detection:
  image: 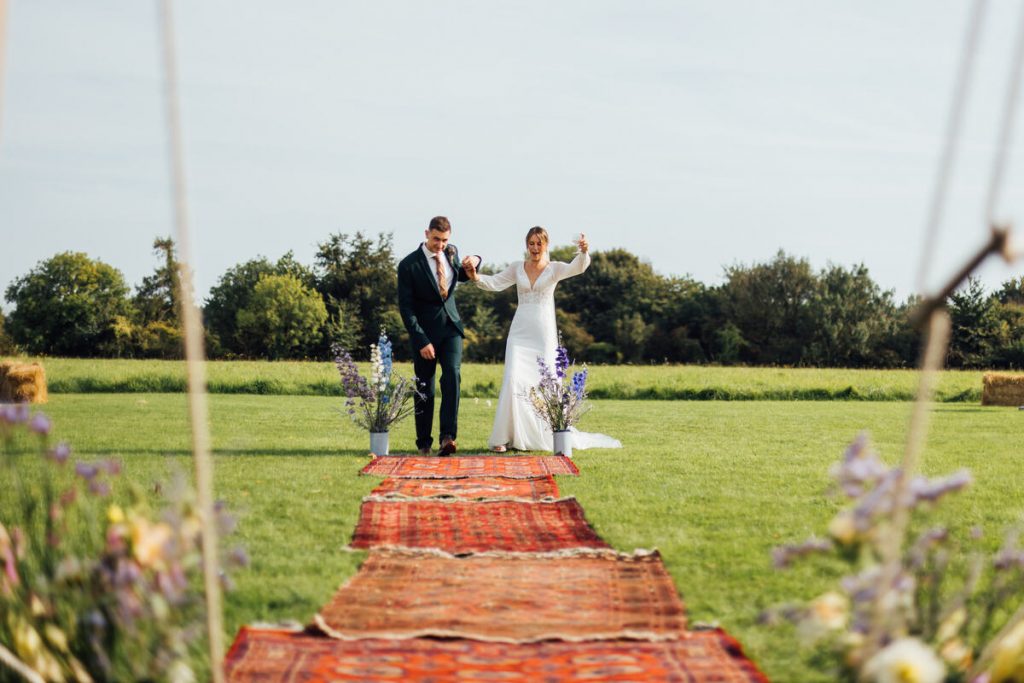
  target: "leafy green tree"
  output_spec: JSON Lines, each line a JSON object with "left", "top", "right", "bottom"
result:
{"left": 805, "top": 264, "right": 901, "bottom": 367}
{"left": 555, "top": 309, "right": 595, "bottom": 361}
{"left": 719, "top": 250, "right": 817, "bottom": 365}
{"left": 134, "top": 237, "right": 180, "bottom": 326}
{"left": 4, "top": 252, "right": 133, "bottom": 356}
{"left": 554, "top": 247, "right": 667, "bottom": 363}
{"left": 203, "top": 252, "right": 315, "bottom": 357}
{"left": 235, "top": 274, "right": 328, "bottom": 359}
{"left": 0, "top": 307, "right": 14, "bottom": 354}
{"left": 458, "top": 263, "right": 516, "bottom": 362}
{"left": 995, "top": 276, "right": 1024, "bottom": 306}
{"left": 989, "top": 276, "right": 1024, "bottom": 368}
{"left": 315, "top": 232, "right": 399, "bottom": 359}
{"left": 645, "top": 278, "right": 710, "bottom": 363}
{"left": 947, "top": 277, "right": 1003, "bottom": 368}
{"left": 123, "top": 237, "right": 185, "bottom": 359}
{"left": 876, "top": 296, "right": 923, "bottom": 369}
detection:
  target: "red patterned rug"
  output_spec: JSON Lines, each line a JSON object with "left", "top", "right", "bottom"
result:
{"left": 360, "top": 455, "right": 579, "bottom": 478}
{"left": 315, "top": 549, "right": 684, "bottom": 642}
{"left": 369, "top": 475, "right": 560, "bottom": 501}
{"left": 226, "top": 626, "right": 769, "bottom": 682}
{"left": 350, "top": 498, "right": 608, "bottom": 554}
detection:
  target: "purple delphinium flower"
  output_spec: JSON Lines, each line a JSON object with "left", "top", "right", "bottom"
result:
{"left": 378, "top": 333, "right": 394, "bottom": 383}
{"left": 910, "top": 469, "right": 972, "bottom": 503}
{"left": 75, "top": 462, "right": 100, "bottom": 481}
{"left": 772, "top": 538, "right": 832, "bottom": 569}
{"left": 571, "top": 369, "right": 587, "bottom": 401}
{"left": 228, "top": 546, "right": 250, "bottom": 568}
{"left": 47, "top": 442, "right": 72, "bottom": 464}
{"left": 28, "top": 412, "right": 52, "bottom": 436}
{"left": 0, "top": 404, "right": 30, "bottom": 425}
{"left": 831, "top": 434, "right": 888, "bottom": 498}
{"left": 332, "top": 343, "right": 374, "bottom": 403}
{"left": 554, "top": 346, "right": 570, "bottom": 379}
{"left": 88, "top": 480, "right": 111, "bottom": 497}
{"left": 908, "top": 527, "right": 949, "bottom": 570}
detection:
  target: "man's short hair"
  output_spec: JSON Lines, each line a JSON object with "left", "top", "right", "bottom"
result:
{"left": 428, "top": 216, "right": 451, "bottom": 233}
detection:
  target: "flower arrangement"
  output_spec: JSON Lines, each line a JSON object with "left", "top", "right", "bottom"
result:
{"left": 527, "top": 344, "right": 590, "bottom": 432}
{"left": 765, "top": 433, "right": 1024, "bottom": 683}
{"left": 333, "top": 332, "right": 420, "bottom": 433}
{"left": 0, "top": 404, "right": 247, "bottom": 682}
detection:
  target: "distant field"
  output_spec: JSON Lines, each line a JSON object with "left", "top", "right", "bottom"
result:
{"left": 2, "top": 356, "right": 989, "bottom": 401}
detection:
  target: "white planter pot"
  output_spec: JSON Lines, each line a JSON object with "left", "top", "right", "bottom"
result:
{"left": 369, "top": 431, "right": 389, "bottom": 456}
{"left": 552, "top": 430, "right": 572, "bottom": 458}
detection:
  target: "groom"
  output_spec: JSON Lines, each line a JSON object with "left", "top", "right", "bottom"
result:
{"left": 397, "top": 216, "right": 481, "bottom": 456}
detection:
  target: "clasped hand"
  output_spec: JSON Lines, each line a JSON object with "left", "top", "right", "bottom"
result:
{"left": 461, "top": 255, "right": 480, "bottom": 281}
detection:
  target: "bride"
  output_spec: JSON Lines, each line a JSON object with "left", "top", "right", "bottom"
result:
{"left": 463, "top": 227, "right": 622, "bottom": 453}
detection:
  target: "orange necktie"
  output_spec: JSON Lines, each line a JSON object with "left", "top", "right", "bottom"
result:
{"left": 434, "top": 253, "right": 448, "bottom": 298}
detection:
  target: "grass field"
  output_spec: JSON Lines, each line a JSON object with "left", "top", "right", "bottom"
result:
{"left": 7, "top": 391, "right": 1022, "bottom": 680}
{"left": 3, "top": 356, "right": 991, "bottom": 401}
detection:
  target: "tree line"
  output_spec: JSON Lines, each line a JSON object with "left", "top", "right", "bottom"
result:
{"left": 2, "top": 233, "right": 1023, "bottom": 369}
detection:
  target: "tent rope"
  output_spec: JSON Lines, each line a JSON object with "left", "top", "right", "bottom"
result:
{"left": 0, "top": 0, "right": 8, "bottom": 146}
{"left": 915, "top": 0, "right": 988, "bottom": 294}
{"left": 983, "top": 0, "right": 1024, "bottom": 225}
{"left": 156, "top": 2, "right": 226, "bottom": 682}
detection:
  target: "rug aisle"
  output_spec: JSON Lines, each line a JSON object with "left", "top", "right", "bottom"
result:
{"left": 225, "top": 455, "right": 770, "bottom": 682}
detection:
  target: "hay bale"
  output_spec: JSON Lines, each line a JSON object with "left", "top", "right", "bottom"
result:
{"left": 1, "top": 363, "right": 48, "bottom": 404}
{"left": 981, "top": 372, "right": 1024, "bottom": 407}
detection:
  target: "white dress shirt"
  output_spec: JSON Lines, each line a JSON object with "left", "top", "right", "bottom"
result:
{"left": 421, "top": 243, "right": 454, "bottom": 292}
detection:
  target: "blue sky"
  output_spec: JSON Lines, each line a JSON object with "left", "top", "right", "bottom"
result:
{"left": 2, "top": 1, "right": 1023, "bottom": 308}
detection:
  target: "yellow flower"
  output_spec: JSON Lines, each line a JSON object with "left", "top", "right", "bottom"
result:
{"left": 798, "top": 591, "right": 849, "bottom": 643}
{"left": 828, "top": 510, "right": 858, "bottom": 545}
{"left": 860, "top": 638, "right": 945, "bottom": 683}
{"left": 811, "top": 591, "right": 849, "bottom": 629}
{"left": 44, "top": 623, "right": 69, "bottom": 653}
{"left": 938, "top": 638, "right": 972, "bottom": 672}
{"left": 107, "top": 504, "right": 125, "bottom": 524}
{"left": 990, "top": 619, "right": 1024, "bottom": 683}
{"left": 844, "top": 631, "right": 868, "bottom": 668}
{"left": 131, "top": 518, "right": 174, "bottom": 568}
{"left": 12, "top": 616, "right": 42, "bottom": 660}
{"left": 936, "top": 607, "right": 966, "bottom": 644}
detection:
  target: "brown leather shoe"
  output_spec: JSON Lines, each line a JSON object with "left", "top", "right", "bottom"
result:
{"left": 437, "top": 437, "right": 457, "bottom": 457}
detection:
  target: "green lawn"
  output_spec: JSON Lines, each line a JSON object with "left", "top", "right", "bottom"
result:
{"left": 2, "top": 356, "right": 992, "bottom": 400}
{"left": 14, "top": 393, "right": 1022, "bottom": 681}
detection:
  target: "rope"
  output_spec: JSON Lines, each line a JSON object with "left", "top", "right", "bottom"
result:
{"left": 156, "top": 2, "right": 226, "bottom": 682}
{"left": 984, "top": 0, "right": 1024, "bottom": 225}
{"left": 866, "top": 311, "right": 951, "bottom": 658}
{"left": 915, "top": 0, "right": 988, "bottom": 294}
{"left": 0, "top": 0, "right": 8, "bottom": 147}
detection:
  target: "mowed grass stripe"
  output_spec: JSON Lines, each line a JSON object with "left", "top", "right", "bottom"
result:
{"left": 2, "top": 356, "right": 990, "bottom": 401}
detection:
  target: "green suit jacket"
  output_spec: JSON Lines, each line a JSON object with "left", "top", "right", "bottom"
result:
{"left": 397, "top": 245, "right": 475, "bottom": 351}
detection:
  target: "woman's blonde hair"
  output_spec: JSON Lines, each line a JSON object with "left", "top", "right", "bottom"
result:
{"left": 525, "top": 226, "right": 549, "bottom": 247}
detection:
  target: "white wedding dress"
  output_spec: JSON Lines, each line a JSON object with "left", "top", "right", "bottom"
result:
{"left": 475, "top": 251, "right": 622, "bottom": 453}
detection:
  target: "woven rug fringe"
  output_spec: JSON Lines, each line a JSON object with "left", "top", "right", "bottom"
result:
{"left": 362, "top": 494, "right": 573, "bottom": 504}
{"left": 339, "top": 545, "right": 662, "bottom": 561}
{"left": 312, "top": 614, "right": 683, "bottom": 644}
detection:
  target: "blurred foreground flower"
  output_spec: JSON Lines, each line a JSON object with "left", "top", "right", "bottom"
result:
{"left": 764, "top": 433, "right": 1024, "bottom": 683}
{"left": 0, "top": 407, "right": 245, "bottom": 681}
